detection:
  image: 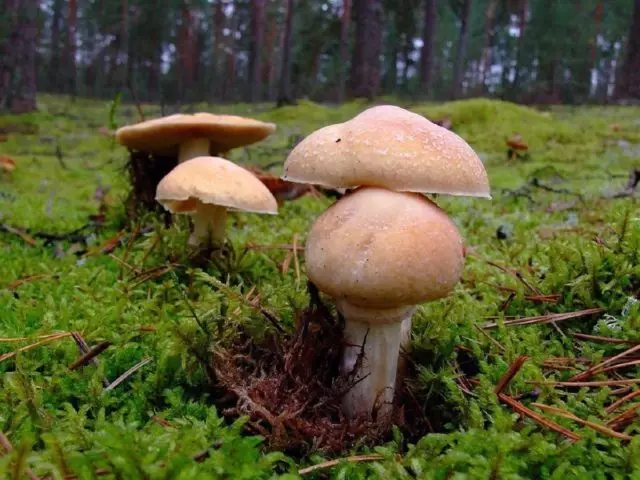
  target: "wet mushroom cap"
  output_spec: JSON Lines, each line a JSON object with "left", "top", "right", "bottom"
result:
{"left": 115, "top": 113, "right": 276, "bottom": 155}
{"left": 156, "top": 156, "right": 278, "bottom": 214}
{"left": 282, "top": 105, "right": 490, "bottom": 198}
{"left": 304, "top": 186, "right": 464, "bottom": 318}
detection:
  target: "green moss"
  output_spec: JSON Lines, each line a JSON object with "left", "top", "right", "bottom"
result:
{"left": 0, "top": 94, "right": 639, "bottom": 478}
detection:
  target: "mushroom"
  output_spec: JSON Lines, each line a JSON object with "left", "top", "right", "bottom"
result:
{"left": 116, "top": 113, "right": 276, "bottom": 216}
{"left": 305, "top": 187, "right": 464, "bottom": 418}
{"left": 156, "top": 156, "right": 278, "bottom": 247}
{"left": 282, "top": 105, "right": 490, "bottom": 419}
{"left": 116, "top": 112, "right": 276, "bottom": 162}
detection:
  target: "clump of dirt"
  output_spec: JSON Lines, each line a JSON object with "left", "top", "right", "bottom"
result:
{"left": 210, "top": 283, "right": 438, "bottom": 455}
{"left": 125, "top": 150, "right": 177, "bottom": 222}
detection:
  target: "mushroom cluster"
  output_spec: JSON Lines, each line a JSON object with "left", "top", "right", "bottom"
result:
{"left": 116, "top": 112, "right": 277, "bottom": 219}
{"left": 282, "top": 105, "right": 490, "bottom": 419}
{"left": 116, "top": 113, "right": 279, "bottom": 247}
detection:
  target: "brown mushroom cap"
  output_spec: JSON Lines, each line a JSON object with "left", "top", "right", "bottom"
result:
{"left": 156, "top": 156, "right": 278, "bottom": 214}
{"left": 116, "top": 113, "right": 276, "bottom": 155}
{"left": 282, "top": 105, "right": 490, "bottom": 198}
{"left": 304, "top": 186, "right": 464, "bottom": 320}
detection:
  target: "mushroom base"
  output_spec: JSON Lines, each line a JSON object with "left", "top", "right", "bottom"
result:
{"left": 189, "top": 203, "right": 228, "bottom": 247}
{"left": 339, "top": 305, "right": 416, "bottom": 420}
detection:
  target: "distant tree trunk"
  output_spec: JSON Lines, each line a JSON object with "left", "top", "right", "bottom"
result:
{"left": 479, "top": 0, "right": 497, "bottom": 92}
{"left": 451, "top": 0, "right": 472, "bottom": 99}
{"left": 617, "top": 0, "right": 640, "bottom": 100}
{"left": 337, "top": 0, "right": 351, "bottom": 102}
{"left": 349, "top": 0, "right": 384, "bottom": 99}
{"left": 66, "top": 0, "right": 77, "bottom": 95}
{"left": 401, "top": 36, "right": 411, "bottom": 89}
{"left": 277, "top": 0, "right": 295, "bottom": 106}
{"left": 120, "top": 0, "right": 129, "bottom": 89}
{"left": 179, "top": 1, "right": 196, "bottom": 102}
{"left": 248, "top": 0, "right": 266, "bottom": 102}
{"left": 0, "top": 0, "right": 38, "bottom": 113}
{"left": 212, "top": 0, "right": 225, "bottom": 101}
{"left": 420, "top": 0, "right": 437, "bottom": 94}
{"left": 49, "top": 0, "right": 63, "bottom": 92}
{"left": 222, "top": 4, "right": 237, "bottom": 101}
{"left": 510, "top": 0, "right": 528, "bottom": 97}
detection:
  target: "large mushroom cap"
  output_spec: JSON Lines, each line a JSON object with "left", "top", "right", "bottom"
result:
{"left": 116, "top": 113, "right": 276, "bottom": 155}
{"left": 305, "top": 186, "right": 464, "bottom": 319}
{"left": 156, "top": 156, "right": 278, "bottom": 214}
{"left": 282, "top": 105, "right": 490, "bottom": 198}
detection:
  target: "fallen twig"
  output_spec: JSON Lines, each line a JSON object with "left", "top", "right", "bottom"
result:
{"left": 531, "top": 403, "right": 632, "bottom": 441}
{"left": 498, "top": 393, "right": 581, "bottom": 441}
{"left": 528, "top": 379, "right": 640, "bottom": 387}
{"left": 69, "top": 341, "right": 111, "bottom": 371}
{"left": 0, "top": 332, "right": 74, "bottom": 363}
{"left": 298, "top": 454, "right": 385, "bottom": 475}
{"left": 571, "top": 333, "right": 638, "bottom": 345}
{"left": 103, "top": 357, "right": 152, "bottom": 393}
{"left": 495, "top": 356, "right": 529, "bottom": 394}
{"left": 568, "top": 343, "right": 640, "bottom": 382}
{"left": 483, "top": 308, "right": 604, "bottom": 329}
{"left": 606, "top": 390, "right": 640, "bottom": 414}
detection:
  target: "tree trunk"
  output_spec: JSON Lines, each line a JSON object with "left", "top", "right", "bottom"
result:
{"left": 212, "top": 0, "right": 225, "bottom": 101}
{"left": 420, "top": 0, "right": 437, "bottom": 94}
{"left": 277, "top": 0, "right": 295, "bottom": 106}
{"left": 349, "top": 0, "right": 384, "bottom": 99}
{"left": 120, "top": 0, "right": 129, "bottom": 89}
{"left": 337, "top": 0, "right": 351, "bottom": 102}
{"left": 0, "top": 0, "right": 38, "bottom": 113}
{"left": 49, "top": 0, "right": 63, "bottom": 92}
{"left": 66, "top": 0, "right": 77, "bottom": 95}
{"left": 479, "top": 0, "right": 497, "bottom": 92}
{"left": 222, "top": 3, "right": 237, "bottom": 101}
{"left": 510, "top": 0, "right": 528, "bottom": 97}
{"left": 452, "top": 0, "right": 472, "bottom": 99}
{"left": 179, "top": 1, "right": 196, "bottom": 102}
{"left": 617, "top": 0, "right": 640, "bottom": 100}
{"left": 248, "top": 0, "right": 266, "bottom": 102}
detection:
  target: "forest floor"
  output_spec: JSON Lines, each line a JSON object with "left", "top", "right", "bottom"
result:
{"left": 0, "top": 95, "right": 639, "bottom": 478}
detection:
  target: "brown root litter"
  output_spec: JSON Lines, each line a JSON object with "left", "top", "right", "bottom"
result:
{"left": 208, "top": 283, "right": 436, "bottom": 455}
{"left": 125, "top": 150, "right": 177, "bottom": 221}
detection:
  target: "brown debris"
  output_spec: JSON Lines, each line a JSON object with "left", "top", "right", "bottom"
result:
{"left": 498, "top": 393, "right": 581, "bottom": 442}
{"left": 532, "top": 403, "right": 632, "bottom": 441}
{"left": 68, "top": 341, "right": 111, "bottom": 371}
{"left": 494, "top": 355, "right": 529, "bottom": 394}
{"left": 483, "top": 308, "right": 604, "bottom": 329}
{"left": 0, "top": 154, "right": 17, "bottom": 172}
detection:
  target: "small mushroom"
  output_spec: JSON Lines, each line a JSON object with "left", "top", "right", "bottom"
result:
{"left": 116, "top": 112, "right": 276, "bottom": 162}
{"left": 305, "top": 187, "right": 464, "bottom": 418}
{"left": 156, "top": 156, "right": 278, "bottom": 247}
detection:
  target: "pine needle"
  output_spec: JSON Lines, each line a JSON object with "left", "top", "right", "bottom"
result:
{"left": 531, "top": 403, "right": 632, "bottom": 441}
{"left": 298, "top": 454, "right": 385, "bottom": 475}
{"left": 483, "top": 308, "right": 604, "bottom": 329}
{"left": 0, "top": 332, "right": 74, "bottom": 363}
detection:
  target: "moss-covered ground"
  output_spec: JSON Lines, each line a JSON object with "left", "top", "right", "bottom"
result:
{"left": 1, "top": 95, "right": 639, "bottom": 478}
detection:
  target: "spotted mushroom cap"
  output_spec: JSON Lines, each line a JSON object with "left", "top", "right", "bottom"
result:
{"left": 116, "top": 113, "right": 276, "bottom": 155}
{"left": 282, "top": 105, "right": 490, "bottom": 198}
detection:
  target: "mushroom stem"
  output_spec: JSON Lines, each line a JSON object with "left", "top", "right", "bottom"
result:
{"left": 396, "top": 316, "right": 412, "bottom": 390}
{"left": 189, "top": 203, "right": 228, "bottom": 246}
{"left": 178, "top": 138, "right": 211, "bottom": 163}
{"left": 337, "top": 300, "right": 416, "bottom": 420}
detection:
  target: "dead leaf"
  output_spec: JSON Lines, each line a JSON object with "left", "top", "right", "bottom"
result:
{"left": 98, "top": 126, "right": 114, "bottom": 137}
{"left": 0, "top": 155, "right": 16, "bottom": 172}
{"left": 246, "top": 166, "right": 312, "bottom": 203}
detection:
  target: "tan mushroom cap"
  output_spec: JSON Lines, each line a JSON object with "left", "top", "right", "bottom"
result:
{"left": 156, "top": 156, "right": 278, "bottom": 214}
{"left": 116, "top": 113, "right": 276, "bottom": 155}
{"left": 283, "top": 105, "right": 490, "bottom": 198}
{"left": 305, "top": 187, "right": 464, "bottom": 320}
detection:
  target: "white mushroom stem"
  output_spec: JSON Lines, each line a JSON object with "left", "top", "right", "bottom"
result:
{"left": 396, "top": 316, "right": 412, "bottom": 390}
{"left": 189, "top": 203, "right": 228, "bottom": 246}
{"left": 178, "top": 138, "right": 211, "bottom": 163}
{"left": 337, "top": 300, "right": 416, "bottom": 420}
